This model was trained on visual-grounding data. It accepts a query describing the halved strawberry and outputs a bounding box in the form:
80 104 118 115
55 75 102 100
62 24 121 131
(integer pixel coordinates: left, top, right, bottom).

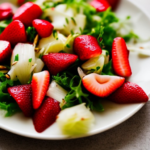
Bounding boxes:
42 53 78 75
32 19 54 38
0 3 13 21
90 0 110 12
33 97 60 133
108 82 149 103
0 20 27 46
8 84 33 117
31 70 50 109
13 2 42 26
0 40 12 63
112 37 132 77
106 0 120 10
82 73 125 97
73 35 102 61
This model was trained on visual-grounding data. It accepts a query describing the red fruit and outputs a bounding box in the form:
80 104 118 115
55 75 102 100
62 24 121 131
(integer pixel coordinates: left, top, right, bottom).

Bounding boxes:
90 0 110 12
13 2 42 26
42 53 78 75
0 40 12 63
0 20 27 46
32 19 54 38
106 0 120 10
82 73 125 97
73 35 102 61
0 3 13 21
17 0 25 6
33 97 60 133
8 84 33 117
31 70 50 109
108 82 149 103
112 37 132 77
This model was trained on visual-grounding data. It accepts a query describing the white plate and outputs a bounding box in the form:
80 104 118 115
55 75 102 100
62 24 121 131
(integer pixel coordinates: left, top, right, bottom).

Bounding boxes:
0 0 150 140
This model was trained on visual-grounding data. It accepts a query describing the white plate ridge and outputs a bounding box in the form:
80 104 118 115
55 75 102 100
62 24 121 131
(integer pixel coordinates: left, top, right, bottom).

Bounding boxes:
0 0 150 140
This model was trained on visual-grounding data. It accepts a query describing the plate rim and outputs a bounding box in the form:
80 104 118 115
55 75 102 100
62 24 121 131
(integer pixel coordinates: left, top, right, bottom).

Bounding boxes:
0 0 148 140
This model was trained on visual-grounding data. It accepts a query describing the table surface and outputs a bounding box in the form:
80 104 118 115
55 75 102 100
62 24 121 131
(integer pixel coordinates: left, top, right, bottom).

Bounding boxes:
1 0 150 150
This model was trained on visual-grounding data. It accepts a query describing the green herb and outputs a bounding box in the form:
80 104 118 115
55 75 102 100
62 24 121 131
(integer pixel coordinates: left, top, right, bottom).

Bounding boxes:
0 19 12 34
66 44 71 48
14 54 19 61
65 18 69 24
38 53 43 59
53 30 58 40
28 58 32 62
0 73 21 116
71 30 74 35
88 66 100 73
122 31 139 43
26 26 37 42
101 60 115 75
71 17 76 25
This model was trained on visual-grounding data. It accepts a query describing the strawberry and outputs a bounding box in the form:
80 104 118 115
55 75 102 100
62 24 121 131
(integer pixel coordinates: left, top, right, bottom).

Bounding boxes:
32 19 54 38
31 70 50 109
33 97 60 133
17 0 25 6
8 84 33 117
13 2 42 26
108 82 149 103
82 73 125 97
42 53 78 75
73 35 102 61
0 3 13 21
90 0 110 12
112 37 132 77
0 20 27 46
106 0 120 10
0 40 12 63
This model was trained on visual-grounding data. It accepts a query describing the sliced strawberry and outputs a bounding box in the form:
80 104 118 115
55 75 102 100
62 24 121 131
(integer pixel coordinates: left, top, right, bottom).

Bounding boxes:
8 84 33 117
82 73 125 97
73 35 102 61
112 37 132 77
32 19 54 38
33 97 60 133
90 0 110 12
42 53 78 75
0 40 12 63
0 20 27 46
108 82 149 103
31 70 50 109
13 2 42 26
0 3 13 21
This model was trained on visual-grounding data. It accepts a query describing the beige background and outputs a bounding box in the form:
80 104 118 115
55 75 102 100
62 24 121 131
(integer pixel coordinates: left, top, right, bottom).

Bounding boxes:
0 0 150 150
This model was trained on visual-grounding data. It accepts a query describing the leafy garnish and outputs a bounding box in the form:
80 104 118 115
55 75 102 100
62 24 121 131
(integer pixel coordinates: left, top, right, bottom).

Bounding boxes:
26 26 37 42
65 18 69 24
53 30 58 40
29 58 32 62
88 66 101 73
0 19 12 34
71 17 76 25
14 54 19 61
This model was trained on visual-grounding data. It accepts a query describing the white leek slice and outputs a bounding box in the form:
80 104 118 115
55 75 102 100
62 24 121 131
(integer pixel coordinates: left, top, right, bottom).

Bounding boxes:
56 103 95 136
8 43 35 84
34 58 44 73
47 81 68 103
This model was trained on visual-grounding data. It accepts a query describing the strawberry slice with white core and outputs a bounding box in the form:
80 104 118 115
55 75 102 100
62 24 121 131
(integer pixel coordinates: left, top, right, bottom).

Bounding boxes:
0 40 11 63
31 70 50 109
112 37 132 77
82 73 125 97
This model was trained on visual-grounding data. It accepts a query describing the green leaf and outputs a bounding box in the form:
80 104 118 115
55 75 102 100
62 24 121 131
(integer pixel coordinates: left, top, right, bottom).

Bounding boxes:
14 54 19 61
28 58 32 62
0 18 12 34
26 26 37 42
71 17 76 25
53 30 58 40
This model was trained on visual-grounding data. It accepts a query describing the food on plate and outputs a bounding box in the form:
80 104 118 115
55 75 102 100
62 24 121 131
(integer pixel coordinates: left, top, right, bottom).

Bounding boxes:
0 0 149 136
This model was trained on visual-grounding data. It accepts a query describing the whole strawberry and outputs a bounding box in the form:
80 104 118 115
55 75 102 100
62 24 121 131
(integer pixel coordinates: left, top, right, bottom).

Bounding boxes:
0 20 27 46
90 0 110 12
8 84 33 117
73 35 102 61
112 37 132 77
0 40 12 63
42 53 78 75
108 82 149 103
33 97 60 133
0 3 13 21
32 19 54 38
13 2 42 26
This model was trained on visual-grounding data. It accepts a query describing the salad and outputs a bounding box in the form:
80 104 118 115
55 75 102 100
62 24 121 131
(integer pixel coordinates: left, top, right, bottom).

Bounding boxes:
0 0 149 136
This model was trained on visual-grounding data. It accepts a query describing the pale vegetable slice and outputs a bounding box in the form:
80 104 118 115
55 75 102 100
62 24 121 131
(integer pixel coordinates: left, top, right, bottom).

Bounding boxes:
56 103 95 136
47 81 68 103
34 58 44 73
8 43 35 84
